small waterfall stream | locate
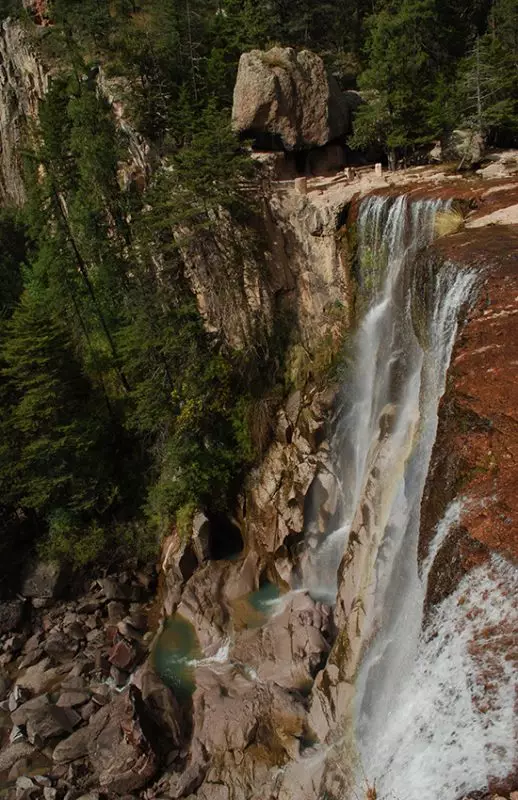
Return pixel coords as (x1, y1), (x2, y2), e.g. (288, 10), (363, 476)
(304, 194), (516, 798)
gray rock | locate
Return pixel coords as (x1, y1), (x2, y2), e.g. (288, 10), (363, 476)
(25, 704), (81, 745)
(62, 612), (78, 628)
(56, 690), (90, 708)
(232, 47), (351, 150)
(32, 776), (51, 787)
(90, 684), (111, 706)
(44, 632), (78, 662)
(8, 685), (31, 714)
(106, 601), (125, 625)
(60, 675), (86, 690)
(22, 561), (63, 599)
(100, 578), (134, 601)
(32, 598), (50, 609)
(16, 775), (35, 790)
(128, 609), (147, 632)
(443, 129), (485, 166)
(285, 389), (302, 426)
(9, 724), (25, 743)
(80, 700), (96, 722)
(134, 661), (183, 747)
(67, 622), (86, 641)
(11, 693), (50, 726)
(0, 669), (11, 700)
(109, 665), (129, 687)
(0, 600), (24, 635)
(5, 633), (27, 653)
(18, 648), (44, 669)
(23, 633), (42, 654)
(85, 629), (104, 648)
(88, 695), (157, 794)
(14, 658), (65, 695)
(51, 725), (91, 763)
(0, 741), (37, 772)
(8, 756), (31, 779)
(192, 512), (211, 562)
(76, 598), (101, 615)
(116, 620), (143, 643)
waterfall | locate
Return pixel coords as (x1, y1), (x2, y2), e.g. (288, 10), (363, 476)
(304, 195), (472, 602)
(302, 194), (516, 798)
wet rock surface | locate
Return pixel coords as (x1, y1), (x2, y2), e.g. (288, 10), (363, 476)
(420, 223), (518, 605)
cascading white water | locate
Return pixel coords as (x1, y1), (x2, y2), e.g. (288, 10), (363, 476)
(304, 195), (466, 602)
(302, 194), (516, 798)
(358, 542), (518, 800)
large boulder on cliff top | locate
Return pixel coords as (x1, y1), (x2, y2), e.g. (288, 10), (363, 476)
(232, 47), (350, 150)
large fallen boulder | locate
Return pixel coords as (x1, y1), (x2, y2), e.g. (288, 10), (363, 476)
(171, 665), (309, 798)
(53, 693), (158, 793)
(232, 47), (350, 150)
(231, 590), (334, 690)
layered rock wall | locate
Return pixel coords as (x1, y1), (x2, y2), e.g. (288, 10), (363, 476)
(0, 18), (47, 205)
(176, 183), (354, 352)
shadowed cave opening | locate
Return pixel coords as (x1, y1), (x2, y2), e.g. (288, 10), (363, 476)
(205, 511), (244, 560)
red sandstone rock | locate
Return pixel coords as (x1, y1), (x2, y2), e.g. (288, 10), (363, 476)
(108, 640), (136, 671)
(421, 224), (518, 596)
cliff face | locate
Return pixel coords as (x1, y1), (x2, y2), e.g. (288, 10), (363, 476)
(0, 19), (47, 205)
(175, 181), (353, 353)
(0, 23), (354, 358)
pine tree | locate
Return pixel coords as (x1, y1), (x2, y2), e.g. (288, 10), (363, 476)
(349, 0), (443, 165)
(0, 287), (117, 517)
(456, 32), (518, 144)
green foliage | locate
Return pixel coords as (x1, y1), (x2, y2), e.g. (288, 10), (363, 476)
(176, 501), (198, 542)
(168, 100), (257, 220)
(0, 210), (28, 319)
(41, 509), (107, 567)
(456, 34), (518, 142)
(350, 0), (518, 158)
(0, 287), (117, 516)
(351, 0), (441, 159)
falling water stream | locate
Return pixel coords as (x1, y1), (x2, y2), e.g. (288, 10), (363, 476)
(304, 194), (517, 799)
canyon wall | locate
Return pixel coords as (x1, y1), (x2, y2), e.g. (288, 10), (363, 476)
(0, 18), (47, 205)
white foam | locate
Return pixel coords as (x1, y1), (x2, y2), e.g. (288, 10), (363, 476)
(360, 555), (517, 800)
(188, 639), (231, 667)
